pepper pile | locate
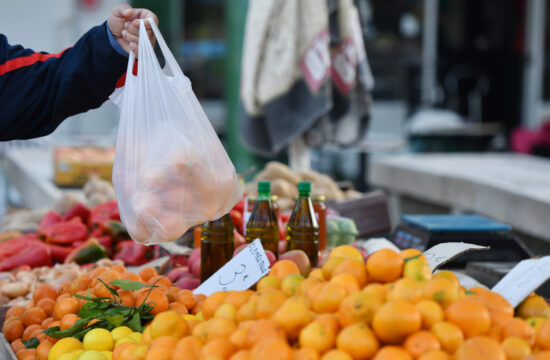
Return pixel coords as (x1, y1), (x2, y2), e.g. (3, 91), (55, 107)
(0, 201), (155, 271)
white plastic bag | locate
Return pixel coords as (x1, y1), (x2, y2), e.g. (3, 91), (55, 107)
(112, 18), (242, 244)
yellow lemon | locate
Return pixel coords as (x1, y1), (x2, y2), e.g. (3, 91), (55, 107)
(214, 304), (237, 321)
(71, 350), (85, 357)
(114, 336), (137, 348)
(77, 350), (107, 360)
(128, 332), (142, 344)
(83, 328), (114, 351)
(100, 351), (112, 360)
(49, 337), (83, 360)
(57, 354), (78, 360)
(150, 311), (189, 339)
(110, 326), (133, 342)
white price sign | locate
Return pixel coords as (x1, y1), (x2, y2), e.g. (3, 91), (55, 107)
(492, 256), (550, 307)
(423, 242), (489, 271)
(193, 239), (270, 297)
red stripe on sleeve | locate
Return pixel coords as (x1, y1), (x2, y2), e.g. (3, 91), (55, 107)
(114, 61), (137, 89)
(0, 48), (71, 75)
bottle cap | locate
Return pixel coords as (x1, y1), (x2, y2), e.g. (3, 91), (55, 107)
(298, 181), (311, 195)
(258, 181), (270, 194)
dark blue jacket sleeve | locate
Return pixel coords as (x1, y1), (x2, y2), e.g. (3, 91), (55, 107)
(0, 22), (128, 141)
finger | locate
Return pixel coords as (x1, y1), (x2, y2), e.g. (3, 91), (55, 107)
(122, 30), (139, 45)
(129, 42), (138, 52)
(114, 4), (133, 19)
(125, 21), (140, 36)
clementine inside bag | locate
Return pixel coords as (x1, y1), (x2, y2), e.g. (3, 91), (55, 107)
(112, 18), (242, 244)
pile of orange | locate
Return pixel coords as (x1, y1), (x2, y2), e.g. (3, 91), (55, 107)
(117, 245), (550, 360)
(2, 265), (202, 360)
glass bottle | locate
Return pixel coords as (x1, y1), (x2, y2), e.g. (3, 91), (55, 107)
(200, 214), (234, 282)
(286, 182), (319, 266)
(246, 181), (280, 257)
(312, 195), (327, 252)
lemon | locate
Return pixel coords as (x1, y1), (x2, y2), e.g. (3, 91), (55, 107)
(114, 335), (137, 348)
(111, 326), (133, 342)
(71, 349), (85, 357)
(100, 351), (112, 360)
(77, 350), (108, 360)
(128, 332), (142, 344)
(83, 328), (114, 351)
(49, 337), (84, 360)
(150, 311), (189, 339)
(57, 354), (78, 360)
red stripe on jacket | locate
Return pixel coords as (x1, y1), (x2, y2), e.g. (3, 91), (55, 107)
(0, 49), (70, 75)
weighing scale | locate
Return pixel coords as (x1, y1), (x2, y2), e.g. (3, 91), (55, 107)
(391, 214), (532, 265)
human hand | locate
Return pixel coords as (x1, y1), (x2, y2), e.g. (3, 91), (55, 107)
(108, 4), (159, 54)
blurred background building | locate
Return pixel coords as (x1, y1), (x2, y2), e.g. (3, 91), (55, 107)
(2, 0), (550, 187)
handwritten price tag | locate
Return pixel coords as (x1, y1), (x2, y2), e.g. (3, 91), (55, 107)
(492, 256), (550, 307)
(423, 242), (489, 271)
(193, 239), (270, 297)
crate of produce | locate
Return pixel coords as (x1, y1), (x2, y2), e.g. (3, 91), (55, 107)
(54, 147), (114, 187)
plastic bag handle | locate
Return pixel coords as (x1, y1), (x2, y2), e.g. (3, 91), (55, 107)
(143, 17), (185, 79)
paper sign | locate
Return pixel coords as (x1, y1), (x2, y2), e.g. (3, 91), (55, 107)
(492, 256), (550, 307)
(194, 239), (270, 297)
(360, 238), (400, 255)
(331, 37), (357, 94)
(423, 242), (490, 271)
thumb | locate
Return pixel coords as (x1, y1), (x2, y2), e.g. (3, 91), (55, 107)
(121, 8), (134, 18)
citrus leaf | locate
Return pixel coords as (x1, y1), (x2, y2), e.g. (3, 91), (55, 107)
(127, 312), (142, 332)
(105, 314), (124, 329)
(111, 279), (151, 291)
(22, 337), (39, 349)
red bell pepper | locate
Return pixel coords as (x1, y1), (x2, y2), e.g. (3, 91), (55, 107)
(37, 211), (62, 238)
(97, 236), (113, 254)
(47, 244), (75, 263)
(62, 203), (91, 223)
(45, 221), (88, 245)
(88, 201), (120, 231)
(114, 240), (153, 266)
(0, 241), (52, 271)
(0, 237), (39, 259)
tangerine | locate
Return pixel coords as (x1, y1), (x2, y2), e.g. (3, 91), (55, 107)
(250, 337), (292, 360)
(372, 346), (412, 360)
(136, 289), (169, 315)
(299, 320), (335, 353)
(500, 336), (531, 360)
(415, 300), (444, 329)
(444, 297), (490, 338)
(312, 283), (347, 313)
(387, 278), (423, 303)
(366, 249), (404, 283)
(403, 331), (440, 358)
(200, 338), (236, 359)
(518, 295), (550, 319)
(202, 292), (228, 320)
(33, 284), (57, 303)
(332, 259), (367, 287)
(430, 322), (464, 353)
(53, 297), (80, 320)
(139, 267), (158, 282)
(422, 278), (460, 308)
(329, 274), (360, 296)
(37, 298), (56, 317)
(336, 322), (379, 359)
(417, 350), (451, 360)
(176, 289), (197, 309)
(2, 317), (23, 341)
(454, 336), (505, 360)
(372, 300), (422, 344)
(270, 260), (301, 282)
(536, 319), (550, 350)
(502, 317), (535, 346)
(337, 292), (382, 327)
(21, 306), (46, 327)
(320, 350), (352, 360)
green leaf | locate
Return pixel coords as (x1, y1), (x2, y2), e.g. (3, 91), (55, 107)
(111, 280), (151, 291)
(98, 279), (120, 302)
(43, 318), (89, 338)
(105, 314), (124, 329)
(404, 254), (422, 263)
(127, 312), (142, 332)
(22, 337), (39, 349)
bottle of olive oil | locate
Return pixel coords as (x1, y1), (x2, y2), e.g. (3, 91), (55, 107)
(286, 181), (319, 266)
(200, 213), (234, 282)
(246, 181), (280, 258)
